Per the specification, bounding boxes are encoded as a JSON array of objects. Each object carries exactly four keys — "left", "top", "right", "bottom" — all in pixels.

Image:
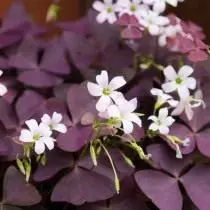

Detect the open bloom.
[
  {"left": 41, "top": 112, "right": 67, "bottom": 133},
  {"left": 0, "top": 70, "right": 7, "bottom": 96},
  {"left": 152, "top": 0, "right": 184, "bottom": 13},
  {"left": 158, "top": 24, "right": 183, "bottom": 47},
  {"left": 107, "top": 98, "right": 142, "bottom": 134},
  {"left": 93, "top": 0, "right": 117, "bottom": 24},
  {"left": 87, "top": 70, "right": 126, "bottom": 112},
  {"left": 171, "top": 89, "right": 206, "bottom": 120},
  {"left": 116, "top": 0, "right": 148, "bottom": 17},
  {"left": 19, "top": 119, "right": 56, "bottom": 155},
  {"left": 162, "top": 65, "right": 196, "bottom": 99},
  {"left": 140, "top": 10, "right": 170, "bottom": 35},
  {"left": 149, "top": 108, "right": 175, "bottom": 134},
  {"left": 151, "top": 88, "right": 178, "bottom": 108}
]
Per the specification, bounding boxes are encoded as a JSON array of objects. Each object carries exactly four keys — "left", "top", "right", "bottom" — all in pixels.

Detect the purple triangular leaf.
[
  {"left": 57, "top": 125, "right": 92, "bottom": 152},
  {"left": 78, "top": 202, "right": 107, "bottom": 210},
  {"left": 18, "top": 70, "right": 63, "bottom": 88},
  {"left": 63, "top": 32, "right": 96, "bottom": 69},
  {"left": 135, "top": 170, "right": 182, "bottom": 210},
  {"left": 196, "top": 129, "right": 210, "bottom": 157},
  {"left": 180, "top": 164, "right": 210, "bottom": 210},
  {"left": 67, "top": 84, "right": 97, "bottom": 125},
  {"left": 51, "top": 166, "right": 115, "bottom": 205},
  {"left": 15, "top": 90, "right": 45, "bottom": 124},
  {"left": 169, "top": 123, "right": 196, "bottom": 154},
  {"left": 40, "top": 39, "right": 70, "bottom": 75},
  {"left": 111, "top": 176, "right": 148, "bottom": 210},
  {"left": 3, "top": 166, "right": 41, "bottom": 206},
  {"left": 34, "top": 149, "right": 73, "bottom": 181},
  {"left": 147, "top": 144, "right": 192, "bottom": 177},
  {"left": 0, "top": 98, "right": 18, "bottom": 129}
]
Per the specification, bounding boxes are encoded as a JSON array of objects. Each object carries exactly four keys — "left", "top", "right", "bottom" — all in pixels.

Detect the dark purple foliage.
[{"left": 0, "top": 1, "right": 209, "bottom": 210}]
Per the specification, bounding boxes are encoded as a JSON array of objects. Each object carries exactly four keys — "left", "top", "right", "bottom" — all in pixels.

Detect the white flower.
[
  {"left": 151, "top": 88, "right": 178, "bottom": 108},
  {"left": 149, "top": 108, "right": 175, "bottom": 134},
  {"left": 87, "top": 70, "right": 126, "bottom": 112},
  {"left": 162, "top": 65, "right": 196, "bottom": 99},
  {"left": 0, "top": 70, "right": 7, "bottom": 96},
  {"left": 116, "top": 0, "right": 149, "bottom": 17},
  {"left": 158, "top": 24, "right": 183, "bottom": 47},
  {"left": 171, "top": 89, "right": 206, "bottom": 121},
  {"left": 152, "top": 0, "right": 184, "bottom": 13},
  {"left": 19, "top": 119, "right": 56, "bottom": 155},
  {"left": 41, "top": 112, "right": 67, "bottom": 133},
  {"left": 140, "top": 10, "right": 170, "bottom": 35},
  {"left": 93, "top": 0, "right": 117, "bottom": 24},
  {"left": 107, "top": 98, "right": 142, "bottom": 134}
]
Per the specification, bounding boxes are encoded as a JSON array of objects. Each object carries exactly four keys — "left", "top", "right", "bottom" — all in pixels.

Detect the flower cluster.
[
  {"left": 93, "top": 0, "right": 209, "bottom": 62},
  {"left": 87, "top": 70, "right": 142, "bottom": 134},
  {"left": 148, "top": 65, "right": 205, "bottom": 158},
  {"left": 19, "top": 112, "right": 67, "bottom": 155}
]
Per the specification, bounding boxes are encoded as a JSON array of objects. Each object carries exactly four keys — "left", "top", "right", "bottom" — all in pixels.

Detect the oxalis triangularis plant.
[{"left": 0, "top": 0, "right": 210, "bottom": 210}]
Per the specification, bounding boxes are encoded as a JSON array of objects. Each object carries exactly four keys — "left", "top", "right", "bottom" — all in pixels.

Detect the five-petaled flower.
[
  {"left": 107, "top": 97, "right": 142, "bottom": 134},
  {"left": 41, "top": 112, "right": 67, "bottom": 133},
  {"left": 162, "top": 65, "right": 196, "bottom": 99},
  {"left": 151, "top": 88, "right": 178, "bottom": 108},
  {"left": 151, "top": 0, "right": 184, "bottom": 13},
  {"left": 140, "top": 10, "right": 170, "bottom": 35},
  {"left": 149, "top": 107, "right": 175, "bottom": 134},
  {"left": 87, "top": 70, "right": 126, "bottom": 112},
  {"left": 93, "top": 0, "right": 118, "bottom": 24},
  {"left": 19, "top": 119, "right": 56, "bottom": 155},
  {"left": 0, "top": 70, "right": 7, "bottom": 96},
  {"left": 171, "top": 89, "right": 206, "bottom": 121},
  {"left": 116, "top": 0, "right": 148, "bottom": 17}
]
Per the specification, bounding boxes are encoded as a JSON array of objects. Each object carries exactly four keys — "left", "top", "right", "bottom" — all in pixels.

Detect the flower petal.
[
  {"left": 25, "top": 119, "right": 39, "bottom": 132},
  {"left": 153, "top": 1, "right": 166, "bottom": 13},
  {"left": 87, "top": 82, "right": 102, "bottom": 97},
  {"left": 149, "top": 24, "right": 160, "bottom": 35},
  {"left": 96, "top": 96, "right": 112, "bottom": 112},
  {"left": 163, "top": 65, "right": 177, "bottom": 81},
  {"left": 109, "top": 76, "right": 126, "bottom": 91},
  {"left": 148, "top": 115, "right": 158, "bottom": 122},
  {"left": 151, "top": 88, "right": 163, "bottom": 96},
  {"left": 107, "top": 104, "right": 121, "bottom": 118},
  {"left": 107, "top": 13, "right": 117, "bottom": 24},
  {"left": 19, "top": 129, "right": 34, "bottom": 142},
  {"left": 149, "top": 123, "right": 159, "bottom": 131},
  {"left": 156, "top": 16, "right": 169, "bottom": 26},
  {"left": 38, "top": 123, "right": 52, "bottom": 137},
  {"left": 178, "top": 65, "right": 193, "bottom": 79},
  {"left": 165, "top": 116, "right": 175, "bottom": 126},
  {"left": 185, "top": 105, "right": 194, "bottom": 121},
  {"left": 122, "top": 119, "right": 134, "bottom": 134},
  {"left": 177, "top": 86, "right": 190, "bottom": 99},
  {"left": 158, "top": 108, "right": 168, "bottom": 122},
  {"left": 35, "top": 141, "right": 45, "bottom": 155},
  {"left": 96, "top": 70, "right": 109, "bottom": 88},
  {"left": 53, "top": 123, "right": 67, "bottom": 133},
  {"left": 0, "top": 83, "right": 7, "bottom": 96},
  {"left": 162, "top": 81, "right": 177, "bottom": 93},
  {"left": 124, "top": 113, "right": 142, "bottom": 127},
  {"left": 184, "top": 77, "right": 196, "bottom": 90},
  {"left": 52, "top": 112, "right": 62, "bottom": 124},
  {"left": 93, "top": 1, "right": 106, "bottom": 12},
  {"left": 41, "top": 137, "right": 55, "bottom": 150},
  {"left": 41, "top": 114, "right": 51, "bottom": 125},
  {"left": 96, "top": 11, "right": 108, "bottom": 24},
  {"left": 159, "top": 125, "right": 169, "bottom": 134},
  {"left": 171, "top": 102, "right": 185, "bottom": 116}
]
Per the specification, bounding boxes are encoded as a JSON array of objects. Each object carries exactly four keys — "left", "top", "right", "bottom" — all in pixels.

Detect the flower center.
[
  {"left": 33, "top": 133, "right": 40, "bottom": 141},
  {"left": 102, "top": 88, "right": 111, "bottom": 96},
  {"left": 106, "top": 6, "right": 113, "bottom": 13},
  {"left": 157, "top": 119, "right": 162, "bottom": 126},
  {"left": 130, "top": 4, "right": 136, "bottom": 12},
  {"left": 175, "top": 77, "right": 183, "bottom": 84}
]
